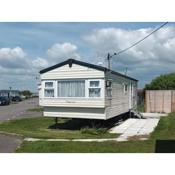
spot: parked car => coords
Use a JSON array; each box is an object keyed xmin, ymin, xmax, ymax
[
  {"xmin": 12, "ymin": 96, "xmax": 22, "ymax": 102},
  {"xmin": 0, "ymin": 96, "xmax": 10, "ymax": 105}
]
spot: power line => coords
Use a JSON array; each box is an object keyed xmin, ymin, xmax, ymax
[
  {"xmin": 115, "ymin": 22, "xmax": 168, "ymax": 56},
  {"xmin": 107, "ymin": 22, "xmax": 168, "ymax": 69}
]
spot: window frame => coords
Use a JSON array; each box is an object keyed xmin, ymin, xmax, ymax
[
  {"xmin": 106, "ymin": 79, "xmax": 113, "ymax": 98},
  {"xmin": 87, "ymin": 79, "xmax": 102, "ymax": 98},
  {"xmin": 123, "ymin": 83, "xmax": 128, "ymax": 94},
  {"xmin": 44, "ymin": 81, "xmax": 55, "ymax": 98},
  {"xmin": 57, "ymin": 79, "xmax": 85, "ymax": 98},
  {"xmin": 45, "ymin": 82, "xmax": 54, "ymax": 88},
  {"xmin": 42, "ymin": 79, "xmax": 104, "ymax": 99}
]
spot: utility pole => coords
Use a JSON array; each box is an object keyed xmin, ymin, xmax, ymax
[
  {"xmin": 107, "ymin": 52, "xmax": 117, "ymax": 69},
  {"xmin": 107, "ymin": 53, "xmax": 110, "ymax": 69},
  {"xmin": 9, "ymin": 86, "xmax": 12, "ymax": 100}
]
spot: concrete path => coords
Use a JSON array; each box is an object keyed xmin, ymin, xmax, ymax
[
  {"xmin": 110, "ymin": 118, "xmax": 160, "ymax": 141},
  {"xmin": 24, "ymin": 137, "xmax": 118, "ymax": 142},
  {"xmin": 141, "ymin": 112, "xmax": 167, "ymax": 119},
  {"xmin": 0, "ymin": 134, "xmax": 22, "ymax": 153},
  {"xmin": 0, "ymin": 98, "xmax": 41, "ymax": 121}
]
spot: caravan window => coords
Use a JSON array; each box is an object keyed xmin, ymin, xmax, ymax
[
  {"xmin": 45, "ymin": 82, "xmax": 53, "ymax": 88},
  {"xmin": 106, "ymin": 80, "xmax": 112, "ymax": 98},
  {"xmin": 90, "ymin": 81, "xmax": 99, "ymax": 87},
  {"xmin": 88, "ymin": 80, "xmax": 101, "ymax": 97},
  {"xmin": 44, "ymin": 81, "xmax": 55, "ymax": 97},
  {"xmin": 58, "ymin": 80, "xmax": 85, "ymax": 97},
  {"xmin": 44, "ymin": 89, "xmax": 54, "ymax": 97},
  {"xmin": 123, "ymin": 84, "xmax": 128, "ymax": 94}
]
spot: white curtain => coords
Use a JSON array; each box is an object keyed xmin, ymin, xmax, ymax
[
  {"xmin": 45, "ymin": 82, "xmax": 53, "ymax": 88},
  {"xmin": 89, "ymin": 88, "xmax": 100, "ymax": 97},
  {"xmin": 44, "ymin": 89, "xmax": 54, "ymax": 97},
  {"xmin": 58, "ymin": 80, "xmax": 85, "ymax": 97},
  {"xmin": 90, "ymin": 81, "xmax": 99, "ymax": 87}
]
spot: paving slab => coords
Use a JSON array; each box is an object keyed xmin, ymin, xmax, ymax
[
  {"xmin": 110, "ymin": 119, "xmax": 137, "ymax": 133},
  {"xmin": 110, "ymin": 118, "xmax": 160, "ymax": 141},
  {"xmin": 141, "ymin": 113, "xmax": 167, "ymax": 118}
]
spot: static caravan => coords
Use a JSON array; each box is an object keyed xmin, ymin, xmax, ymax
[
  {"xmin": 0, "ymin": 90, "xmax": 20, "ymax": 97},
  {"xmin": 39, "ymin": 59, "xmax": 138, "ymax": 120}
]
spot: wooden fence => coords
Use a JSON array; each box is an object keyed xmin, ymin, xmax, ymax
[{"xmin": 145, "ymin": 90, "xmax": 175, "ymax": 113}]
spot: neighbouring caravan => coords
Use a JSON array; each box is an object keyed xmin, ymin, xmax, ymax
[
  {"xmin": 0, "ymin": 90, "xmax": 20, "ymax": 97},
  {"xmin": 39, "ymin": 59, "xmax": 138, "ymax": 120}
]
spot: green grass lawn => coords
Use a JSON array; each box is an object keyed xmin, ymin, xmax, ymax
[
  {"xmin": 0, "ymin": 117, "xmax": 117, "ymax": 139},
  {"xmin": 1, "ymin": 113, "xmax": 175, "ymax": 153},
  {"xmin": 151, "ymin": 112, "xmax": 175, "ymax": 140},
  {"xmin": 16, "ymin": 140, "xmax": 155, "ymax": 153},
  {"xmin": 27, "ymin": 107, "xmax": 43, "ymax": 112},
  {"xmin": 137, "ymin": 104, "xmax": 145, "ymax": 112}
]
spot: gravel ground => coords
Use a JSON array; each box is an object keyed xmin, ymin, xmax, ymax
[
  {"xmin": 0, "ymin": 97, "xmax": 42, "ymax": 121},
  {"xmin": 0, "ymin": 97, "xmax": 42, "ymax": 153}
]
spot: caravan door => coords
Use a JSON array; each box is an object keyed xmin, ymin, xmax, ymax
[{"xmin": 129, "ymin": 83, "xmax": 134, "ymax": 109}]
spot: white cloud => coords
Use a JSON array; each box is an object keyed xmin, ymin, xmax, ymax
[
  {"xmin": 46, "ymin": 42, "xmax": 81, "ymax": 63},
  {"xmin": 32, "ymin": 57, "xmax": 49, "ymax": 69},
  {"xmin": 0, "ymin": 47, "xmax": 26, "ymax": 58},
  {"xmin": 0, "ymin": 43, "xmax": 81, "ymax": 91},
  {"xmin": 0, "ymin": 47, "xmax": 39, "ymax": 82},
  {"xmin": 83, "ymin": 26, "xmax": 175, "ymax": 63},
  {"xmin": 0, "ymin": 47, "xmax": 29, "ymax": 69},
  {"xmin": 0, "ymin": 47, "xmax": 38, "ymax": 91},
  {"xmin": 30, "ymin": 42, "xmax": 81, "ymax": 69},
  {"xmin": 83, "ymin": 26, "xmax": 175, "ymax": 85},
  {"xmin": 0, "ymin": 43, "xmax": 81, "ymax": 79}
]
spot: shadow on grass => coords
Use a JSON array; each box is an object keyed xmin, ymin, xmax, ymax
[{"xmin": 48, "ymin": 112, "xmax": 130, "ymax": 130}]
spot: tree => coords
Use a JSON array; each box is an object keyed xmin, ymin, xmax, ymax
[
  {"xmin": 145, "ymin": 73, "xmax": 175, "ymax": 90},
  {"xmin": 21, "ymin": 90, "xmax": 32, "ymax": 97}
]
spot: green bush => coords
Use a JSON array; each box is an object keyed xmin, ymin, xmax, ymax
[
  {"xmin": 145, "ymin": 73, "xmax": 175, "ymax": 90},
  {"xmin": 81, "ymin": 127, "xmax": 107, "ymax": 135},
  {"xmin": 137, "ymin": 104, "xmax": 144, "ymax": 112}
]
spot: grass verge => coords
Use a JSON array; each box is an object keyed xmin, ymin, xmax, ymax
[
  {"xmin": 137, "ymin": 104, "xmax": 145, "ymax": 112},
  {"xmin": 18, "ymin": 113, "xmax": 175, "ymax": 153},
  {"xmin": 1, "ymin": 112, "xmax": 175, "ymax": 153},
  {"xmin": 16, "ymin": 140, "xmax": 154, "ymax": 153},
  {"xmin": 0, "ymin": 117, "xmax": 117, "ymax": 139},
  {"xmin": 150, "ymin": 112, "xmax": 175, "ymax": 140},
  {"xmin": 27, "ymin": 107, "xmax": 43, "ymax": 112}
]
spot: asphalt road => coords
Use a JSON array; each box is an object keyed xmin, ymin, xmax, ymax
[
  {"xmin": 0, "ymin": 97, "xmax": 40, "ymax": 121},
  {"xmin": 0, "ymin": 97, "xmax": 41, "ymax": 153},
  {"xmin": 0, "ymin": 134, "xmax": 23, "ymax": 153}
]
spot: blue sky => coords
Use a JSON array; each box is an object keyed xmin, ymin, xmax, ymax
[
  {"xmin": 0, "ymin": 22, "xmax": 164, "ymax": 56},
  {"xmin": 0, "ymin": 22, "xmax": 174, "ymax": 92}
]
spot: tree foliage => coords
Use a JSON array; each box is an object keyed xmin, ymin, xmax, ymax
[
  {"xmin": 20, "ymin": 90, "xmax": 32, "ymax": 97},
  {"xmin": 145, "ymin": 73, "xmax": 175, "ymax": 90}
]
